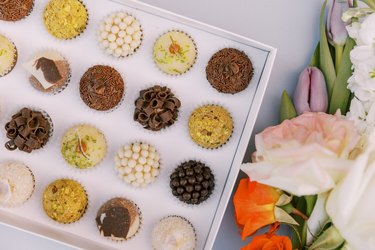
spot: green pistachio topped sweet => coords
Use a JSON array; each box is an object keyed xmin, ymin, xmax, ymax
[
  {"xmin": 153, "ymin": 31, "xmax": 197, "ymax": 75},
  {"xmin": 61, "ymin": 125, "xmax": 107, "ymax": 169}
]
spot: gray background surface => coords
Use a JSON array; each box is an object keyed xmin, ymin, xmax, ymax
[{"xmin": 0, "ymin": 0, "xmax": 324, "ymax": 249}]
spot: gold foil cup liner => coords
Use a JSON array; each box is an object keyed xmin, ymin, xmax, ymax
[
  {"xmin": 94, "ymin": 196, "xmax": 142, "ymax": 242},
  {"xmin": 24, "ymin": 48, "xmax": 72, "ymax": 95},
  {"xmin": 166, "ymin": 158, "xmax": 217, "ymax": 209},
  {"xmin": 114, "ymin": 140, "xmax": 162, "ymax": 189},
  {"xmin": 59, "ymin": 123, "xmax": 108, "ymax": 173},
  {"xmin": 0, "ymin": 0, "xmax": 35, "ymax": 22},
  {"xmin": 0, "ymin": 160, "xmax": 36, "ymax": 208},
  {"xmin": 185, "ymin": 102, "xmax": 235, "ymax": 150},
  {"xmin": 0, "ymin": 33, "xmax": 18, "ymax": 77},
  {"xmin": 77, "ymin": 63, "xmax": 126, "ymax": 114},
  {"xmin": 96, "ymin": 10, "xmax": 144, "ymax": 59},
  {"xmin": 130, "ymin": 83, "xmax": 182, "ymax": 135},
  {"xmin": 152, "ymin": 29, "xmax": 198, "ymax": 77},
  {"xmin": 2, "ymin": 105, "xmax": 55, "ymax": 154},
  {"xmin": 152, "ymin": 215, "xmax": 197, "ymax": 250},
  {"xmin": 205, "ymin": 45, "xmax": 255, "ymax": 95},
  {"xmin": 41, "ymin": 177, "xmax": 90, "ymax": 226},
  {"xmin": 41, "ymin": 0, "xmax": 89, "ymax": 41}
]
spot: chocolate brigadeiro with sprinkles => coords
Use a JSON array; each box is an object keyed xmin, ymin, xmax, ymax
[
  {"xmin": 4, "ymin": 107, "xmax": 52, "ymax": 153},
  {"xmin": 80, "ymin": 65, "xmax": 125, "ymax": 111},
  {"xmin": 0, "ymin": 0, "xmax": 34, "ymax": 22}
]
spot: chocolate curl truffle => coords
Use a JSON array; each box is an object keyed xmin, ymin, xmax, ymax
[
  {"xmin": 4, "ymin": 108, "xmax": 51, "ymax": 153},
  {"xmin": 134, "ymin": 85, "xmax": 181, "ymax": 131},
  {"xmin": 206, "ymin": 48, "xmax": 254, "ymax": 94}
]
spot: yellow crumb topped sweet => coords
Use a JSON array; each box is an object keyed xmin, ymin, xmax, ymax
[{"xmin": 0, "ymin": 34, "xmax": 17, "ymax": 77}]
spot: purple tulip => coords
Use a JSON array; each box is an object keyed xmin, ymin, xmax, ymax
[
  {"xmin": 293, "ymin": 67, "xmax": 328, "ymax": 115},
  {"xmin": 327, "ymin": 0, "xmax": 353, "ymax": 46}
]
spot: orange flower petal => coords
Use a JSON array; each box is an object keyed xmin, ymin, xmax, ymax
[{"xmin": 241, "ymin": 234, "xmax": 292, "ymax": 250}]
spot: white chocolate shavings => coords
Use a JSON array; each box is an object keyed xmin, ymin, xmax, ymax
[
  {"xmin": 115, "ymin": 142, "xmax": 160, "ymax": 187},
  {"xmin": 0, "ymin": 162, "xmax": 34, "ymax": 207},
  {"xmin": 152, "ymin": 216, "xmax": 196, "ymax": 250},
  {"xmin": 97, "ymin": 12, "xmax": 143, "ymax": 58}
]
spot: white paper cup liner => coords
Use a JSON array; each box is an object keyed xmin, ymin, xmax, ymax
[
  {"xmin": 23, "ymin": 48, "xmax": 72, "ymax": 95},
  {"xmin": 152, "ymin": 29, "xmax": 198, "ymax": 77},
  {"xmin": 166, "ymin": 158, "xmax": 216, "ymax": 209},
  {"xmin": 2, "ymin": 105, "xmax": 55, "ymax": 154},
  {"xmin": 40, "ymin": 177, "xmax": 90, "ymax": 226},
  {"xmin": 130, "ymin": 83, "xmax": 182, "ymax": 135},
  {"xmin": 114, "ymin": 140, "xmax": 162, "ymax": 189},
  {"xmin": 59, "ymin": 123, "xmax": 108, "ymax": 173},
  {"xmin": 94, "ymin": 196, "xmax": 142, "ymax": 242},
  {"xmin": 96, "ymin": 10, "xmax": 144, "ymax": 59},
  {"xmin": 76, "ymin": 63, "xmax": 126, "ymax": 114}
]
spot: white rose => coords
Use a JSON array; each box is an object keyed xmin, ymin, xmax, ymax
[{"xmin": 326, "ymin": 132, "xmax": 375, "ymax": 249}]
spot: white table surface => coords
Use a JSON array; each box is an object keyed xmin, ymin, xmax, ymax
[{"xmin": 0, "ymin": 0, "xmax": 325, "ymax": 249}]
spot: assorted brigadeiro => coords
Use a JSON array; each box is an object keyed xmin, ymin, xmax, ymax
[
  {"xmin": 97, "ymin": 11, "xmax": 143, "ymax": 58},
  {"xmin": 153, "ymin": 30, "xmax": 197, "ymax": 75},
  {"xmin": 4, "ymin": 107, "xmax": 52, "ymax": 153},
  {"xmin": 96, "ymin": 197, "xmax": 141, "ymax": 241},
  {"xmin": 0, "ymin": 34, "xmax": 17, "ymax": 77},
  {"xmin": 206, "ymin": 48, "xmax": 254, "ymax": 94},
  {"xmin": 0, "ymin": 0, "xmax": 34, "ymax": 22},
  {"xmin": 43, "ymin": 0, "xmax": 88, "ymax": 40},
  {"xmin": 80, "ymin": 65, "xmax": 125, "ymax": 111},
  {"xmin": 23, "ymin": 50, "xmax": 71, "ymax": 94},
  {"xmin": 170, "ymin": 160, "xmax": 215, "ymax": 205},
  {"xmin": 188, "ymin": 105, "xmax": 233, "ymax": 149},
  {"xmin": 42, "ymin": 178, "xmax": 88, "ymax": 223},
  {"xmin": 0, "ymin": 161, "xmax": 35, "ymax": 207},
  {"xmin": 134, "ymin": 85, "xmax": 181, "ymax": 131},
  {"xmin": 152, "ymin": 215, "xmax": 196, "ymax": 250},
  {"xmin": 61, "ymin": 124, "xmax": 107, "ymax": 170},
  {"xmin": 115, "ymin": 142, "xmax": 161, "ymax": 187}
]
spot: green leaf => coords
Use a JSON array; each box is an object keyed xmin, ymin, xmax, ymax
[
  {"xmin": 320, "ymin": 0, "xmax": 336, "ymax": 98},
  {"xmin": 280, "ymin": 90, "xmax": 297, "ymax": 122},
  {"xmin": 307, "ymin": 224, "xmax": 345, "ymax": 250},
  {"xmin": 305, "ymin": 195, "xmax": 318, "ymax": 217},
  {"xmin": 291, "ymin": 197, "xmax": 308, "ymax": 249},
  {"xmin": 309, "ymin": 43, "xmax": 320, "ymax": 67},
  {"xmin": 328, "ymin": 38, "xmax": 356, "ymax": 114}
]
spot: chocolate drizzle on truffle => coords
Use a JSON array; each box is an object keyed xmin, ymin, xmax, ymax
[
  {"xmin": 206, "ymin": 48, "xmax": 254, "ymax": 94},
  {"xmin": 134, "ymin": 85, "xmax": 181, "ymax": 131},
  {"xmin": 4, "ymin": 108, "xmax": 52, "ymax": 153},
  {"xmin": 170, "ymin": 160, "xmax": 215, "ymax": 205},
  {"xmin": 34, "ymin": 57, "xmax": 62, "ymax": 83},
  {"xmin": 80, "ymin": 65, "xmax": 125, "ymax": 111},
  {"xmin": 0, "ymin": 0, "xmax": 34, "ymax": 21}
]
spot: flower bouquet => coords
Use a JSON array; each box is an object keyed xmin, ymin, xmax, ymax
[{"xmin": 233, "ymin": 0, "xmax": 375, "ymax": 249}]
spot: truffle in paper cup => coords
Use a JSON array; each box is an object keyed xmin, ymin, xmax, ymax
[
  {"xmin": 97, "ymin": 11, "xmax": 143, "ymax": 58},
  {"xmin": 43, "ymin": 0, "xmax": 89, "ymax": 40},
  {"xmin": 79, "ymin": 64, "xmax": 125, "ymax": 112},
  {"xmin": 152, "ymin": 215, "xmax": 197, "ymax": 250},
  {"xmin": 114, "ymin": 141, "xmax": 161, "ymax": 188},
  {"xmin": 23, "ymin": 49, "xmax": 71, "ymax": 95},
  {"xmin": 95, "ymin": 197, "xmax": 142, "ymax": 241},
  {"xmin": 60, "ymin": 124, "xmax": 107, "ymax": 170},
  {"xmin": 0, "ymin": 160, "xmax": 35, "ymax": 207},
  {"xmin": 153, "ymin": 29, "xmax": 197, "ymax": 76},
  {"xmin": 0, "ymin": 34, "xmax": 18, "ymax": 77},
  {"xmin": 188, "ymin": 104, "xmax": 234, "ymax": 149},
  {"xmin": 3, "ymin": 107, "xmax": 54, "ymax": 153},
  {"xmin": 0, "ymin": 0, "xmax": 35, "ymax": 22},
  {"xmin": 133, "ymin": 84, "xmax": 181, "ymax": 132},
  {"xmin": 42, "ymin": 178, "xmax": 89, "ymax": 224},
  {"xmin": 206, "ymin": 47, "xmax": 254, "ymax": 94},
  {"xmin": 169, "ymin": 159, "xmax": 215, "ymax": 206}
]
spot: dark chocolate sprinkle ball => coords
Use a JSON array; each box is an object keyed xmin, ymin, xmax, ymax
[
  {"xmin": 206, "ymin": 48, "xmax": 254, "ymax": 94},
  {"xmin": 0, "ymin": 0, "xmax": 34, "ymax": 22},
  {"xmin": 170, "ymin": 160, "xmax": 215, "ymax": 205}
]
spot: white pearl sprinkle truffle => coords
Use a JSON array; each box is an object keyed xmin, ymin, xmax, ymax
[
  {"xmin": 115, "ymin": 142, "xmax": 160, "ymax": 187},
  {"xmin": 97, "ymin": 12, "xmax": 143, "ymax": 58}
]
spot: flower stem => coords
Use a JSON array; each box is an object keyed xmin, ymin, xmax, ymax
[
  {"xmin": 362, "ymin": 0, "xmax": 375, "ymax": 10},
  {"xmin": 334, "ymin": 45, "xmax": 344, "ymax": 73},
  {"xmin": 279, "ymin": 203, "xmax": 309, "ymax": 221}
]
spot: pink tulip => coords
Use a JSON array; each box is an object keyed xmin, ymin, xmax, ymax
[
  {"xmin": 327, "ymin": 0, "xmax": 353, "ymax": 46},
  {"xmin": 293, "ymin": 67, "xmax": 328, "ymax": 115}
]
